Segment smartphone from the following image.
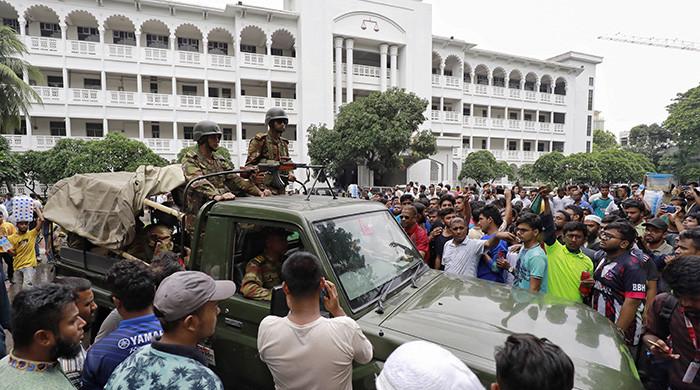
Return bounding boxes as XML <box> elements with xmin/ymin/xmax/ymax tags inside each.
<box><xmin>666</xmin><ymin>205</ymin><xmax>678</xmax><ymax>213</ymax></box>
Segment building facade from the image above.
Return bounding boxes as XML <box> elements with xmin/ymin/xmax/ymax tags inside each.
<box><xmin>1</xmin><ymin>0</ymin><xmax>601</xmax><ymax>186</ymax></box>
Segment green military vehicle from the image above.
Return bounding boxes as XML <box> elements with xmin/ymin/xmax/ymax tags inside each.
<box><xmin>51</xmin><ymin>178</ymin><xmax>643</xmax><ymax>389</ymax></box>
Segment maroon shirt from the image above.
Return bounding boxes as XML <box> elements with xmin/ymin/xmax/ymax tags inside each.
<box><xmin>646</xmin><ymin>293</ymin><xmax>700</xmax><ymax>389</ymax></box>
<box><xmin>405</xmin><ymin>223</ymin><xmax>429</xmax><ymax>263</ymax></box>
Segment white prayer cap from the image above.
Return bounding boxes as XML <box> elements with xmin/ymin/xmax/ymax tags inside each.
<box><xmin>375</xmin><ymin>340</ymin><xmax>484</xmax><ymax>390</ymax></box>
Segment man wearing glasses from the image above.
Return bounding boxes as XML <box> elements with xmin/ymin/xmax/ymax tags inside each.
<box><xmin>591</xmin><ymin>221</ymin><xmax>648</xmax><ymax>349</ymax></box>
<box><xmin>246</xmin><ymin>107</ymin><xmax>295</xmax><ymax>194</ymax></box>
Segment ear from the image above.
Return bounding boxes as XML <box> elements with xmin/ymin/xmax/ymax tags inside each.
<box><xmin>112</xmin><ymin>296</ymin><xmax>122</xmax><ymax>310</ymax></box>
<box><xmin>35</xmin><ymin>329</ymin><xmax>56</xmax><ymax>348</ymax></box>
<box><xmin>183</xmin><ymin>314</ymin><xmax>199</xmax><ymax>333</ymax></box>
<box><xmin>490</xmin><ymin>384</ymin><xmax>500</xmax><ymax>390</ymax></box>
<box><xmin>282</xmin><ymin>281</ymin><xmax>290</xmax><ymax>295</ymax></box>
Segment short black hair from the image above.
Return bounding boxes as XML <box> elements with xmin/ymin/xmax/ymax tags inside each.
<box><xmin>470</xmin><ymin>200</ymin><xmax>485</xmax><ymax>220</ymax></box>
<box><xmin>11</xmin><ymin>284</ymin><xmax>77</xmax><ymax>349</ymax></box>
<box><xmin>679</xmin><ymin>228</ymin><xmax>700</xmax><ymax>251</ymax></box>
<box><xmin>426</xmin><ymin>207</ymin><xmax>439</xmax><ymax>216</ymax></box>
<box><xmin>106</xmin><ymin>260</ymin><xmax>156</xmax><ymax>312</ymax></box>
<box><xmin>413</xmin><ymin>202</ymin><xmax>426</xmax><ymax>215</ymax></box>
<box><xmin>664</xmin><ymin>256</ymin><xmax>700</xmax><ymax>297</ymax></box>
<box><xmin>599</xmin><ymin>183</ymin><xmax>610</xmax><ymax>189</ymax></box>
<box><xmin>495</xmin><ymin>333</ymin><xmax>574</xmax><ymax>390</ymax></box>
<box><xmin>478</xmin><ymin>204</ymin><xmax>503</xmax><ymax>227</ymax></box>
<box><xmin>622</xmin><ymin>198</ymin><xmax>645</xmax><ymax>212</ymax></box>
<box><xmin>686</xmin><ymin>212</ymin><xmax>700</xmax><ymax>223</ymax></box>
<box><xmin>562</xmin><ymin>221</ymin><xmax>588</xmax><ymax>238</ymax></box>
<box><xmin>282</xmin><ymin>251</ymin><xmax>322</xmax><ymax>298</ymax></box>
<box><xmin>564</xmin><ymin>205</ymin><xmax>584</xmax><ymax>221</ymax></box>
<box><xmin>439</xmin><ymin>194</ymin><xmax>455</xmax><ymax>205</ymax></box>
<box><xmin>438</xmin><ymin>207</ymin><xmax>456</xmax><ymax>219</ymax></box>
<box><xmin>671</xmin><ymin>196</ymin><xmax>688</xmax><ymax>208</ymax></box>
<box><xmin>400</xmin><ymin>194</ymin><xmax>414</xmax><ymax>203</ymax></box>
<box><xmin>605</xmin><ymin>221</ymin><xmax>637</xmax><ymax>247</ymax></box>
<box><xmin>54</xmin><ymin>276</ymin><xmax>92</xmax><ymax>293</ymax></box>
<box><xmin>601</xmin><ymin>214</ymin><xmax>622</xmax><ymax>225</ymax></box>
<box><xmin>516</xmin><ymin>213</ymin><xmax>542</xmax><ymax>231</ymax></box>
<box><xmin>150</xmin><ymin>251</ymin><xmax>186</xmax><ymax>285</ymax></box>
<box><xmin>555</xmin><ymin>210</ymin><xmax>571</xmax><ymax>222</ymax></box>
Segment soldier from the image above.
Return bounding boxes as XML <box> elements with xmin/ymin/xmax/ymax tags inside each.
<box><xmin>240</xmin><ymin>228</ymin><xmax>288</xmax><ymax>301</ymax></box>
<box><xmin>182</xmin><ymin>120</ymin><xmax>267</xmax><ymax>232</ymax></box>
<box><xmin>246</xmin><ymin>107</ymin><xmax>295</xmax><ymax>194</ymax></box>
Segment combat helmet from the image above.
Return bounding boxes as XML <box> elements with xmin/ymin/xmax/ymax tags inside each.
<box><xmin>265</xmin><ymin>107</ymin><xmax>289</xmax><ymax>127</ymax></box>
<box><xmin>193</xmin><ymin>120</ymin><xmax>222</xmax><ymax>144</ymax></box>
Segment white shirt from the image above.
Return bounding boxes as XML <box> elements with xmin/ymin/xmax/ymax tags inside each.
<box><xmin>258</xmin><ymin>315</ymin><xmax>374</xmax><ymax>390</ymax></box>
<box><xmin>441</xmin><ymin>238</ymin><xmax>487</xmax><ymax>277</ymax></box>
<box><xmin>0</xmin><ymin>204</ymin><xmax>6</xmax><ymax>220</ymax></box>
<box><xmin>550</xmin><ymin>195</ymin><xmax>574</xmax><ymax>214</ymax></box>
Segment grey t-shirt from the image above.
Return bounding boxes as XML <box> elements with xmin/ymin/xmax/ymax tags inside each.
<box><xmin>94</xmin><ymin>308</ymin><xmax>122</xmax><ymax>343</ymax></box>
<box><xmin>442</xmin><ymin>238</ymin><xmax>487</xmax><ymax>277</ymax></box>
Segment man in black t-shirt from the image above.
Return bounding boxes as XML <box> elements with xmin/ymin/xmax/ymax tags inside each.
<box><xmin>429</xmin><ymin>208</ymin><xmax>457</xmax><ymax>270</ymax></box>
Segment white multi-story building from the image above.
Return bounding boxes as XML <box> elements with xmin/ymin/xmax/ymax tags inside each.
<box><xmin>1</xmin><ymin>0</ymin><xmax>601</xmax><ymax>186</ymax></box>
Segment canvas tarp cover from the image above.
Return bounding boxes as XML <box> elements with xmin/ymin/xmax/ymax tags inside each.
<box><xmin>44</xmin><ymin>165</ymin><xmax>185</xmax><ymax>249</ymax></box>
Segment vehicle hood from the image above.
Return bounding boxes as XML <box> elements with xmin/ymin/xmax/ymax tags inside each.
<box><xmin>373</xmin><ymin>271</ymin><xmax>641</xmax><ymax>389</ymax></box>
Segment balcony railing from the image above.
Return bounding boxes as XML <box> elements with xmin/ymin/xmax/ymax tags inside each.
<box><xmin>475</xmin><ymin>84</ymin><xmax>489</xmax><ymax>95</ymax></box>
<box><xmin>220</xmin><ymin>140</ymin><xmax>238</xmax><ymax>153</ymax></box>
<box><xmin>430</xmin><ymin>111</ymin><xmax>440</xmax><ymax>121</ymax></box>
<box><xmin>555</xmin><ymin>95</ymin><xmax>566</xmax><ymax>105</ymax></box>
<box><xmin>492</xmin><ymin>118</ymin><xmax>504</xmax><ymax>128</ymax></box>
<box><xmin>32</xmin><ymin>86</ymin><xmax>63</xmax><ymax>102</ymax></box>
<box><xmin>493</xmin><ymin>86</ymin><xmax>505</xmax><ymax>97</ymax></box>
<box><xmin>143</xmin><ymin>47</ymin><xmax>169</xmax><ymax>62</ymax></box>
<box><xmin>106</xmin><ymin>44</ymin><xmax>135</xmax><ymax>60</ymax></box>
<box><xmin>209</xmin><ymin>54</ymin><xmax>233</xmax><ymax>68</ymax></box>
<box><xmin>463</xmin><ymin>83</ymin><xmax>470</xmax><ymax>93</ymax></box>
<box><xmin>444</xmin><ymin>111</ymin><xmax>460</xmax><ymax>123</ymax></box>
<box><xmin>524</xmin><ymin>121</ymin><xmax>536</xmax><ymax>131</ymax></box>
<box><xmin>177</xmin><ymin>50</ymin><xmax>201</xmax><ymax>65</ymax></box>
<box><xmin>272</xmin><ymin>97</ymin><xmax>295</xmax><ymax>112</ymax></box>
<box><xmin>508</xmin><ymin>119</ymin><xmax>521</xmax><ymax>130</ymax></box>
<box><xmin>432</xmin><ymin>74</ymin><xmax>440</xmax><ymax>86</ymax></box>
<box><xmin>34</xmin><ymin>135</ymin><xmax>60</xmax><ymax>150</ymax></box>
<box><xmin>210</xmin><ymin>97</ymin><xmax>235</xmax><ymax>111</ymax></box>
<box><xmin>242</xmin><ymin>52</ymin><xmax>266</xmax><ymax>68</ymax></box>
<box><xmin>68</xmin><ymin>40</ymin><xmax>98</xmax><ymax>56</ymax></box>
<box><xmin>108</xmin><ymin>91</ymin><xmax>136</xmax><ymax>106</ymax></box>
<box><xmin>463</xmin><ymin>116</ymin><xmax>471</xmax><ymax>125</ymax></box>
<box><xmin>143</xmin><ymin>138</ymin><xmax>173</xmax><ymax>153</ymax></box>
<box><xmin>272</xmin><ymin>55</ymin><xmax>295</xmax><ymax>70</ymax></box>
<box><xmin>243</xmin><ymin>96</ymin><xmax>267</xmax><ymax>110</ymax></box>
<box><xmin>540</xmin><ymin>93</ymin><xmax>551</xmax><ymax>103</ymax></box>
<box><xmin>492</xmin><ymin>150</ymin><xmax>504</xmax><ymax>159</ymax></box>
<box><xmin>70</xmin><ymin>88</ymin><xmax>101</xmax><ymax>104</ymax></box>
<box><xmin>509</xmin><ymin>89</ymin><xmax>521</xmax><ymax>99</ymax></box>
<box><xmin>540</xmin><ymin>122</ymin><xmax>551</xmax><ymax>132</ymax></box>
<box><xmin>2</xmin><ymin>135</ymin><xmax>24</xmax><ymax>150</ymax></box>
<box><xmin>444</xmin><ymin>76</ymin><xmax>461</xmax><ymax>88</ymax></box>
<box><xmin>524</xmin><ymin>91</ymin><xmax>537</xmax><ymax>101</ymax></box>
<box><xmin>554</xmin><ymin>123</ymin><xmax>565</xmax><ymax>133</ymax></box>
<box><xmin>178</xmin><ymin>95</ymin><xmax>204</xmax><ymax>109</ymax></box>
<box><xmin>474</xmin><ymin>117</ymin><xmax>488</xmax><ymax>127</ymax></box>
<box><xmin>27</xmin><ymin>36</ymin><xmax>60</xmax><ymax>53</ymax></box>
<box><xmin>353</xmin><ymin>64</ymin><xmax>381</xmax><ymax>78</ymax></box>
<box><xmin>143</xmin><ymin>93</ymin><xmax>171</xmax><ymax>108</ymax></box>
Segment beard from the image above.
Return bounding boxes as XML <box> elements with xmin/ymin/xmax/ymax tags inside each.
<box><xmin>51</xmin><ymin>335</ymin><xmax>83</xmax><ymax>360</ymax></box>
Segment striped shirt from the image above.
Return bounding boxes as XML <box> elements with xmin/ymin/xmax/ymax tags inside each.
<box><xmin>58</xmin><ymin>344</ymin><xmax>86</xmax><ymax>388</ymax></box>
<box><xmin>81</xmin><ymin>313</ymin><xmax>163</xmax><ymax>390</ymax></box>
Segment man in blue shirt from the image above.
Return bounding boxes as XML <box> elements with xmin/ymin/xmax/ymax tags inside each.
<box><xmin>476</xmin><ymin>205</ymin><xmax>509</xmax><ymax>283</ymax></box>
<box><xmin>508</xmin><ymin>213</ymin><xmax>548</xmax><ymax>293</ymax></box>
<box><xmin>81</xmin><ymin>260</ymin><xmax>162</xmax><ymax>390</ymax></box>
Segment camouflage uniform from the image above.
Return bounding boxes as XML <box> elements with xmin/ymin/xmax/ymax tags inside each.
<box><xmin>181</xmin><ymin>149</ymin><xmax>262</xmax><ymax>231</ymax></box>
<box><xmin>240</xmin><ymin>254</ymin><xmax>281</xmax><ymax>301</ymax></box>
<box><xmin>245</xmin><ymin>131</ymin><xmax>291</xmax><ymax>195</ymax></box>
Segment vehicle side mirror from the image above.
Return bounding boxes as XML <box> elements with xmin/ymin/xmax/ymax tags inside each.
<box><xmin>270</xmin><ymin>285</ymin><xmax>289</xmax><ymax>317</ymax></box>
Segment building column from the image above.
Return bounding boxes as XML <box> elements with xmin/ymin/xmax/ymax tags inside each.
<box><xmin>98</xmin><ymin>27</ymin><xmax>105</xmax><ymax>44</ymax></box>
<box><xmin>18</xmin><ymin>17</ymin><xmax>25</xmax><ymax>35</ymax></box>
<box><xmin>549</xmin><ymin>141</ymin><xmax>553</xmax><ymax>152</ymax></box>
<box><xmin>170</xmin><ymin>33</ymin><xmax>176</xmax><ymax>51</ymax></box>
<box><xmin>521</xmin><ymin>108</ymin><xmax>524</xmax><ymax>122</ymax></box>
<box><xmin>487</xmin><ymin>105</ymin><xmax>491</xmax><ymax>119</ymax></box>
<box><xmin>379</xmin><ymin>43</ymin><xmax>388</xmax><ymax>92</ymax></box>
<box><xmin>173</xmin><ymin>121</ymin><xmax>178</xmax><ymax>139</ymax></box>
<box><xmin>60</xmin><ymin>22</ymin><xmax>67</xmax><ymax>41</ymax></box>
<box><xmin>204</xmin><ymin>78</ymin><xmax>210</xmax><ymax>115</ymax></box>
<box><xmin>389</xmin><ymin>45</ymin><xmax>398</xmax><ymax>87</ymax></box>
<box><xmin>504</xmin><ymin>138</ymin><xmax>508</xmax><ymax>152</ymax></box>
<box><xmin>345</xmin><ymin>38</ymin><xmax>354</xmax><ymax>103</ymax></box>
<box><xmin>103</xmin><ymin>118</ymin><xmax>108</xmax><ymax>135</ymax></box>
<box><xmin>469</xmin><ymin>135</ymin><xmax>473</xmax><ymax>151</ymax></box>
<box><xmin>550</xmin><ymin>111</ymin><xmax>554</xmax><ymax>124</ymax></box>
<box><xmin>486</xmin><ymin>136</ymin><xmax>491</xmax><ymax>150</ymax></box>
<box><xmin>138</xmin><ymin>120</ymin><xmax>144</xmax><ymax>139</ymax></box>
<box><xmin>334</xmin><ymin>37</ymin><xmax>343</xmax><ymax>111</ymax></box>
<box><xmin>24</xmin><ymin>116</ymin><xmax>32</xmax><ymax>137</ymax></box>
<box><xmin>202</xmin><ymin>38</ymin><xmax>208</xmax><ymax>55</ymax></box>
<box><xmin>171</xmin><ymin>76</ymin><xmax>177</xmax><ymax>105</ymax></box>
<box><xmin>267</xmin><ymin>80</ymin><xmax>272</xmax><ymax>108</ymax></box>
<box><xmin>65</xmin><ymin>116</ymin><xmax>71</xmax><ymax>137</ymax></box>
<box><xmin>266</xmin><ymin>38</ymin><xmax>272</xmax><ymax>56</ymax></box>
<box><xmin>135</xmin><ymin>30</ymin><xmax>141</xmax><ymax>49</ymax></box>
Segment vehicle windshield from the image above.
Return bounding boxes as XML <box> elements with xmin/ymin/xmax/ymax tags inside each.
<box><xmin>313</xmin><ymin>210</ymin><xmax>421</xmax><ymax>310</ymax></box>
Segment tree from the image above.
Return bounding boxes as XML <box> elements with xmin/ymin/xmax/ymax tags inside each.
<box><xmin>663</xmin><ymin>84</ymin><xmax>700</xmax><ymax>182</ymax></box>
<box><xmin>516</xmin><ymin>163</ymin><xmax>537</xmax><ymax>185</ymax></box>
<box><xmin>65</xmin><ymin>133</ymin><xmax>167</xmax><ymax>175</ymax></box>
<box><xmin>307</xmin><ymin>88</ymin><xmax>436</xmax><ymax>183</ymax></box>
<box><xmin>458</xmin><ymin>150</ymin><xmax>511</xmax><ymax>185</ymax></box>
<box><xmin>176</xmin><ymin>145</ymin><xmax>231</xmax><ymax>164</ymax></box>
<box><xmin>592</xmin><ymin>129</ymin><xmax>618</xmax><ymax>152</ymax></box>
<box><xmin>0</xmin><ymin>136</ymin><xmax>21</xmax><ymax>191</ymax></box>
<box><xmin>18</xmin><ymin>150</ymin><xmax>51</xmax><ymax>195</ymax></box>
<box><xmin>624</xmin><ymin>123</ymin><xmax>673</xmax><ymax>169</ymax></box>
<box><xmin>41</xmin><ymin>138</ymin><xmax>89</xmax><ymax>184</ymax></box>
<box><xmin>0</xmin><ymin>26</ymin><xmax>42</xmax><ymax>133</ymax></box>
<box><xmin>560</xmin><ymin>153</ymin><xmax>603</xmax><ymax>184</ymax></box>
<box><xmin>594</xmin><ymin>149</ymin><xmax>654</xmax><ymax>184</ymax></box>
<box><xmin>531</xmin><ymin>152</ymin><xmax>567</xmax><ymax>187</ymax></box>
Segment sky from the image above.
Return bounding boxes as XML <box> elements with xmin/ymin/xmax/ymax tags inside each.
<box><xmin>193</xmin><ymin>0</ymin><xmax>700</xmax><ymax>136</ymax></box>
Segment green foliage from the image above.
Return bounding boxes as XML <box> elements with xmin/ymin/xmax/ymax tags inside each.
<box><xmin>458</xmin><ymin>150</ymin><xmax>511</xmax><ymax>185</ymax></box>
<box><xmin>532</xmin><ymin>151</ymin><xmax>567</xmax><ymax>187</ymax></box>
<box><xmin>176</xmin><ymin>145</ymin><xmax>231</xmax><ymax>164</ymax></box>
<box><xmin>663</xmin><ymin>84</ymin><xmax>700</xmax><ymax>183</ymax></box>
<box><xmin>0</xmin><ymin>136</ymin><xmax>21</xmax><ymax>190</ymax></box>
<box><xmin>624</xmin><ymin>123</ymin><xmax>673</xmax><ymax>169</ymax></box>
<box><xmin>594</xmin><ymin>149</ymin><xmax>654</xmax><ymax>184</ymax></box>
<box><xmin>18</xmin><ymin>150</ymin><xmax>51</xmax><ymax>194</ymax></box>
<box><xmin>515</xmin><ymin>163</ymin><xmax>537</xmax><ymax>185</ymax></box>
<box><xmin>592</xmin><ymin>129</ymin><xmax>618</xmax><ymax>152</ymax></box>
<box><xmin>560</xmin><ymin>153</ymin><xmax>603</xmax><ymax>184</ymax></box>
<box><xmin>65</xmin><ymin>133</ymin><xmax>167</xmax><ymax>175</ymax></box>
<box><xmin>0</xmin><ymin>26</ymin><xmax>42</xmax><ymax>133</ymax></box>
<box><xmin>307</xmin><ymin>88</ymin><xmax>436</xmax><ymax>180</ymax></box>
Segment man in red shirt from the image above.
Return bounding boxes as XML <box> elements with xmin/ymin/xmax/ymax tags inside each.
<box><xmin>401</xmin><ymin>205</ymin><xmax>429</xmax><ymax>263</ymax></box>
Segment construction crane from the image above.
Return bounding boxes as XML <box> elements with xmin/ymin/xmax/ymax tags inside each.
<box><xmin>597</xmin><ymin>33</ymin><xmax>700</xmax><ymax>52</ymax></box>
